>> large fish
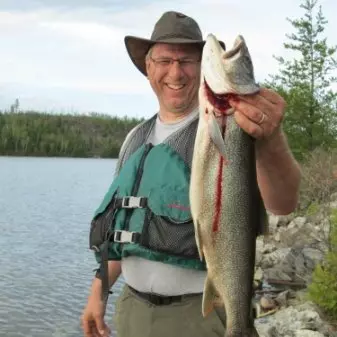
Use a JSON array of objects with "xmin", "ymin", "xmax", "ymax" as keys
[{"xmin": 189, "ymin": 34, "xmax": 268, "ymax": 337}]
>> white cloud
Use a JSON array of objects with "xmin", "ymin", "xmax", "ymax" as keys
[
  {"xmin": 0, "ymin": 9, "xmax": 136, "ymax": 94},
  {"xmin": 0, "ymin": 9, "xmax": 60, "ymax": 31},
  {"xmin": 0, "ymin": 0, "xmax": 336, "ymax": 116},
  {"xmin": 39, "ymin": 21, "xmax": 125, "ymax": 47}
]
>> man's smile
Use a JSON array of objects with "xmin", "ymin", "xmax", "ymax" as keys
[{"xmin": 166, "ymin": 83, "xmax": 186, "ymax": 91}]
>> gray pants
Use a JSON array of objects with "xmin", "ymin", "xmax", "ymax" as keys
[{"xmin": 113, "ymin": 285, "xmax": 225, "ymax": 337}]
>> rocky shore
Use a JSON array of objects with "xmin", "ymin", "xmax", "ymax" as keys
[{"xmin": 253, "ymin": 195, "xmax": 337, "ymax": 336}]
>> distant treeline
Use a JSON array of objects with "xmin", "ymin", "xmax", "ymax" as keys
[{"xmin": 0, "ymin": 111, "xmax": 144, "ymax": 158}]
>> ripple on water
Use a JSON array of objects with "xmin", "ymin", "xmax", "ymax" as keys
[{"xmin": 0, "ymin": 157, "xmax": 122, "ymax": 337}]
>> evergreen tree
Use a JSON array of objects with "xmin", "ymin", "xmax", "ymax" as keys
[
  {"xmin": 267, "ymin": 0, "xmax": 337, "ymax": 159},
  {"xmin": 0, "ymin": 111, "xmax": 142, "ymax": 158}
]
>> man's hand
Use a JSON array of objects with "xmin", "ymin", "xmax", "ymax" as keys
[
  {"xmin": 229, "ymin": 87, "xmax": 286, "ymax": 140},
  {"xmin": 227, "ymin": 87, "xmax": 301, "ymax": 214},
  {"xmin": 81, "ymin": 262, "xmax": 121, "ymax": 337},
  {"xmin": 81, "ymin": 291, "xmax": 110, "ymax": 337}
]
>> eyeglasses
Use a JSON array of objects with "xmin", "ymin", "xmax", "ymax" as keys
[{"xmin": 149, "ymin": 56, "xmax": 200, "ymax": 71}]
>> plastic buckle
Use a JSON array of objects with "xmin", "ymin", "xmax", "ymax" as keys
[
  {"xmin": 113, "ymin": 230, "xmax": 137, "ymax": 243},
  {"xmin": 122, "ymin": 196, "xmax": 142, "ymax": 208}
]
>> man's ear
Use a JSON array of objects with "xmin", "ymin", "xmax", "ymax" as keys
[{"xmin": 145, "ymin": 59, "xmax": 151, "ymax": 78}]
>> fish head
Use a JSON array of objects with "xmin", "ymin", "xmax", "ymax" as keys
[
  {"xmin": 198, "ymin": 35, "xmax": 230, "ymax": 120},
  {"xmin": 198, "ymin": 34, "xmax": 259, "ymax": 157},
  {"xmin": 202, "ymin": 34, "xmax": 259, "ymax": 97},
  {"xmin": 201, "ymin": 34, "xmax": 228, "ymax": 97}
]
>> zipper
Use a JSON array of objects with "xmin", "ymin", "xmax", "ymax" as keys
[{"xmin": 124, "ymin": 143, "xmax": 153, "ymax": 231}]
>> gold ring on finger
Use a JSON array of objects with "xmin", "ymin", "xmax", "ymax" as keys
[{"xmin": 258, "ymin": 113, "xmax": 266, "ymax": 125}]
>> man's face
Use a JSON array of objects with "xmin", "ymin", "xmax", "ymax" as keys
[{"xmin": 145, "ymin": 43, "xmax": 201, "ymax": 116}]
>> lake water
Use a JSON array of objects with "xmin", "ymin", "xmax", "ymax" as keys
[{"xmin": 0, "ymin": 156, "xmax": 125, "ymax": 337}]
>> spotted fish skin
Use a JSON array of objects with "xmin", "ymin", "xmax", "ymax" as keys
[{"xmin": 189, "ymin": 34, "xmax": 268, "ymax": 337}]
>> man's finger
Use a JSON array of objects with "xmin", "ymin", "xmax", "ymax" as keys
[
  {"xmin": 235, "ymin": 92, "xmax": 274, "ymax": 117},
  {"xmin": 82, "ymin": 317, "xmax": 93, "ymax": 337},
  {"xmin": 230, "ymin": 98, "xmax": 267, "ymax": 126},
  {"xmin": 229, "ymin": 92, "xmax": 283, "ymax": 136},
  {"xmin": 95, "ymin": 315, "xmax": 110, "ymax": 337},
  {"xmin": 255, "ymin": 87, "xmax": 286, "ymax": 106},
  {"xmin": 91, "ymin": 326, "xmax": 104, "ymax": 337},
  {"xmin": 234, "ymin": 110, "xmax": 264, "ymax": 139}
]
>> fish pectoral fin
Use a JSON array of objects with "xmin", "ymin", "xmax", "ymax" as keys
[
  {"xmin": 208, "ymin": 112, "xmax": 226, "ymax": 158},
  {"xmin": 202, "ymin": 275, "xmax": 218, "ymax": 317},
  {"xmin": 194, "ymin": 219, "xmax": 204, "ymax": 261}
]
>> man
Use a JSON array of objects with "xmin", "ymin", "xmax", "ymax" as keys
[{"xmin": 81, "ymin": 11, "xmax": 301, "ymax": 337}]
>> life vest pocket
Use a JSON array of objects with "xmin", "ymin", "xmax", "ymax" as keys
[
  {"xmin": 139, "ymin": 186, "xmax": 200, "ymax": 259},
  {"xmin": 89, "ymin": 191, "xmax": 118, "ymax": 252}
]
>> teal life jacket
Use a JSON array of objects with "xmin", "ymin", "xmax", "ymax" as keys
[{"xmin": 89, "ymin": 113, "xmax": 206, "ymax": 301}]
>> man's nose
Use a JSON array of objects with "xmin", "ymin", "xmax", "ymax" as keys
[{"xmin": 167, "ymin": 61, "xmax": 184, "ymax": 79}]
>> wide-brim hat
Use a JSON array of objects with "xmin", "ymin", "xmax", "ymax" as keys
[{"xmin": 124, "ymin": 11, "xmax": 226, "ymax": 76}]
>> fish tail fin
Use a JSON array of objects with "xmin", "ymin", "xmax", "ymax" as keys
[{"xmin": 202, "ymin": 275, "xmax": 218, "ymax": 317}]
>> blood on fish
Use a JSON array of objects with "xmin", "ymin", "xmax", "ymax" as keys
[
  {"xmin": 204, "ymin": 77, "xmax": 230, "ymax": 233},
  {"xmin": 212, "ymin": 154, "xmax": 224, "ymax": 233},
  {"xmin": 204, "ymin": 78, "xmax": 237, "ymax": 113}
]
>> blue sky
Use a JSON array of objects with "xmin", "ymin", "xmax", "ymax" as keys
[{"xmin": 1, "ymin": 0, "xmax": 337, "ymax": 119}]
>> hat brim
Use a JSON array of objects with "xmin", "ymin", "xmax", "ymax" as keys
[{"xmin": 124, "ymin": 35, "xmax": 225, "ymax": 76}]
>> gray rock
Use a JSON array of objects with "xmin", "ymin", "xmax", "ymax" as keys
[
  {"xmin": 268, "ymin": 213, "xmax": 294, "ymax": 232},
  {"xmin": 302, "ymin": 248, "xmax": 324, "ymax": 268},
  {"xmin": 256, "ymin": 323, "xmax": 278, "ymax": 337},
  {"xmin": 256, "ymin": 237, "xmax": 278, "ymax": 266},
  {"xmin": 275, "ymin": 232, "xmax": 281, "ymax": 242},
  {"xmin": 255, "ymin": 199, "xmax": 335, "ymax": 337},
  {"xmin": 317, "ymin": 218, "xmax": 331, "ymax": 242},
  {"xmin": 278, "ymin": 223, "xmax": 321, "ymax": 249},
  {"xmin": 263, "ymin": 243, "xmax": 277, "ymax": 254},
  {"xmin": 269, "ymin": 214, "xmax": 282, "ymax": 232},
  {"xmin": 264, "ymin": 267, "xmax": 293, "ymax": 281},
  {"xmin": 256, "ymin": 237, "xmax": 265, "ymax": 265},
  {"xmin": 275, "ymin": 290, "xmax": 291, "ymax": 308},
  {"xmin": 289, "ymin": 217, "xmax": 308, "ymax": 229},
  {"xmin": 330, "ymin": 199, "xmax": 337, "ymax": 209},
  {"xmin": 260, "ymin": 248, "xmax": 292, "ymax": 269},
  {"xmin": 262, "ymin": 247, "xmax": 324, "ymax": 284},
  {"xmin": 255, "ymin": 302, "xmax": 329, "ymax": 337},
  {"xmin": 295, "ymin": 331, "xmax": 325, "ymax": 337},
  {"xmin": 330, "ymin": 192, "xmax": 337, "ymax": 202},
  {"xmin": 260, "ymin": 295, "xmax": 278, "ymax": 310}
]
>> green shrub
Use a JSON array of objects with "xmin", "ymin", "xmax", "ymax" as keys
[
  {"xmin": 308, "ymin": 208, "xmax": 337, "ymax": 318},
  {"xmin": 306, "ymin": 202, "xmax": 320, "ymax": 217},
  {"xmin": 297, "ymin": 148, "xmax": 337, "ymax": 212}
]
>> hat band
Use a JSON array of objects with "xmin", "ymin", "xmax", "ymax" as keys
[{"xmin": 154, "ymin": 32, "xmax": 202, "ymax": 41}]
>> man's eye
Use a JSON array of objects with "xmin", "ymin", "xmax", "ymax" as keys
[{"xmin": 158, "ymin": 59, "xmax": 171, "ymax": 65}]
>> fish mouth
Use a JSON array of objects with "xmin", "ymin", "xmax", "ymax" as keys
[
  {"xmin": 204, "ymin": 78, "xmax": 234, "ymax": 115},
  {"xmin": 222, "ymin": 36, "xmax": 243, "ymax": 60}
]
